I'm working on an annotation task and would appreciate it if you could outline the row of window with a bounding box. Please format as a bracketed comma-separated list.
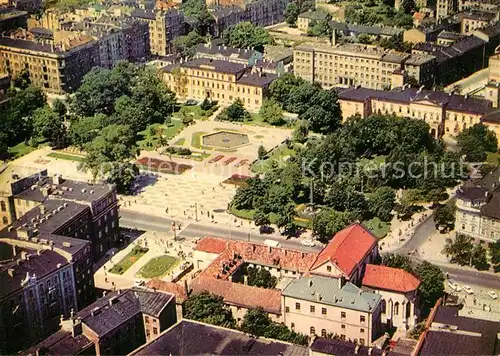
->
[287, 303, 367, 322]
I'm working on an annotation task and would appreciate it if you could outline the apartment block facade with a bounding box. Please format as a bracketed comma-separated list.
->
[162, 58, 278, 111]
[293, 44, 436, 90]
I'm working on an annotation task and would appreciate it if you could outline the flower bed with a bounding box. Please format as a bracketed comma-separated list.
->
[235, 159, 249, 168]
[223, 157, 237, 165]
[208, 155, 224, 163]
[137, 157, 192, 175]
[222, 174, 251, 187]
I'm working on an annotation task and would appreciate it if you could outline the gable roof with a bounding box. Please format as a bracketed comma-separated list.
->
[195, 236, 228, 254]
[146, 279, 188, 303]
[191, 277, 282, 314]
[362, 264, 421, 293]
[310, 223, 377, 277]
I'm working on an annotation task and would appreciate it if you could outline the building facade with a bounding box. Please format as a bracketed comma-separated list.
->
[162, 58, 278, 111]
[293, 43, 436, 90]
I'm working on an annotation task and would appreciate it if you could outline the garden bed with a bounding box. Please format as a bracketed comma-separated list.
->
[137, 157, 192, 175]
[223, 157, 237, 165]
[208, 155, 224, 163]
[138, 255, 181, 278]
[223, 174, 251, 186]
[109, 246, 149, 275]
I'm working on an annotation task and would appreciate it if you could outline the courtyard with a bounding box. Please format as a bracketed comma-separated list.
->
[201, 131, 250, 149]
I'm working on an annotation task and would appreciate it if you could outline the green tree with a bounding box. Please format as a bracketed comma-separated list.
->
[368, 186, 396, 222]
[254, 209, 271, 227]
[258, 145, 267, 160]
[181, 0, 213, 34]
[113, 95, 148, 133]
[358, 33, 373, 44]
[444, 234, 473, 266]
[415, 261, 445, 311]
[80, 124, 139, 193]
[269, 73, 305, 105]
[0, 132, 9, 160]
[52, 99, 67, 119]
[284, 3, 300, 26]
[216, 99, 250, 122]
[457, 123, 498, 162]
[68, 114, 106, 149]
[312, 209, 354, 243]
[401, 0, 416, 13]
[287, 82, 320, 114]
[223, 22, 273, 52]
[260, 98, 284, 125]
[382, 253, 414, 273]
[184, 291, 236, 328]
[489, 240, 500, 273]
[172, 30, 206, 58]
[433, 201, 456, 229]
[12, 68, 31, 89]
[471, 244, 489, 270]
[292, 119, 309, 143]
[241, 308, 271, 336]
[307, 19, 331, 37]
[246, 266, 277, 288]
[32, 106, 67, 148]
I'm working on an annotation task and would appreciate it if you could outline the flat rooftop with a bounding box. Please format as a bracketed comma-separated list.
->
[131, 319, 309, 355]
[0, 165, 46, 195]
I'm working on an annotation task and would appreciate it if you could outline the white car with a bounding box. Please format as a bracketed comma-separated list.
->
[301, 239, 316, 247]
[463, 285, 474, 295]
[447, 279, 462, 292]
[487, 291, 498, 299]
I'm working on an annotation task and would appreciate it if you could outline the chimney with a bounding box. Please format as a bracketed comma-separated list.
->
[309, 279, 313, 287]
[8, 268, 15, 277]
[12, 244, 17, 256]
[21, 251, 28, 260]
[338, 276, 345, 289]
[53, 174, 64, 185]
[268, 246, 272, 253]
[368, 346, 373, 355]
[355, 345, 360, 355]
[40, 205, 46, 214]
[184, 279, 189, 297]
[316, 293, 322, 301]
[103, 291, 107, 297]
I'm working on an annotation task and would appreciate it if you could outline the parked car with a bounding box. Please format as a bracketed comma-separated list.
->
[134, 279, 145, 287]
[301, 239, 316, 247]
[463, 285, 474, 295]
[487, 291, 498, 299]
[264, 239, 280, 248]
[447, 279, 462, 292]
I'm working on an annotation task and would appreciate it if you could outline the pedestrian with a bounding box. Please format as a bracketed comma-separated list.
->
[105, 277, 108, 283]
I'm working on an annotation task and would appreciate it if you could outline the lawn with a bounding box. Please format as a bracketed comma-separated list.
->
[173, 104, 218, 121]
[252, 144, 297, 174]
[138, 255, 181, 278]
[362, 217, 391, 238]
[8, 142, 35, 159]
[109, 246, 149, 275]
[137, 120, 184, 151]
[173, 138, 186, 146]
[191, 131, 211, 150]
[48, 152, 85, 162]
[486, 152, 500, 165]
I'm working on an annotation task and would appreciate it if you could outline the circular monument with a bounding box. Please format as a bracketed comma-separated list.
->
[202, 131, 250, 149]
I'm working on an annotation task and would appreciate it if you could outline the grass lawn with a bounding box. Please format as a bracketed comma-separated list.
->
[252, 144, 297, 174]
[486, 152, 500, 165]
[173, 105, 218, 121]
[138, 255, 181, 278]
[173, 138, 186, 146]
[109, 246, 149, 275]
[8, 142, 35, 159]
[137, 120, 184, 151]
[48, 152, 85, 162]
[362, 217, 391, 238]
[358, 155, 387, 168]
[191, 131, 211, 150]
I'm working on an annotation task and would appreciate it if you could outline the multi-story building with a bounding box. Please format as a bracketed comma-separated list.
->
[23, 288, 177, 356]
[293, 43, 436, 90]
[0, 30, 100, 94]
[72, 16, 150, 68]
[436, 30, 468, 45]
[209, 5, 246, 37]
[297, 11, 330, 33]
[436, 0, 456, 20]
[282, 275, 382, 345]
[0, 238, 89, 354]
[458, 0, 499, 12]
[194, 42, 263, 65]
[0, 7, 27, 31]
[11, 0, 41, 12]
[131, 9, 184, 55]
[162, 58, 278, 111]
[338, 86, 492, 137]
[458, 10, 497, 34]
[403, 22, 461, 44]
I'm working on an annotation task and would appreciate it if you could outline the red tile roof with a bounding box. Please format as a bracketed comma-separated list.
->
[194, 237, 229, 254]
[145, 279, 188, 303]
[362, 264, 421, 293]
[310, 223, 378, 277]
[196, 237, 317, 280]
[191, 277, 282, 314]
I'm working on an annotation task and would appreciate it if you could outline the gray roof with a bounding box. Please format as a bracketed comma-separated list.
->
[21, 330, 94, 356]
[298, 10, 329, 21]
[338, 87, 492, 115]
[0, 248, 69, 299]
[0, 36, 55, 53]
[459, 10, 496, 21]
[79, 289, 175, 336]
[195, 43, 260, 61]
[282, 276, 381, 313]
[437, 31, 466, 40]
[476, 22, 500, 37]
[164, 58, 247, 74]
[347, 24, 402, 37]
[209, 5, 245, 19]
[131, 8, 155, 20]
[311, 337, 384, 356]
[237, 71, 278, 87]
[131, 319, 309, 356]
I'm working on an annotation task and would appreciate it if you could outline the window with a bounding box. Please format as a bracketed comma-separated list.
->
[2, 217, 7, 225]
[326, 265, 332, 272]
[360, 328, 365, 333]
[0, 201, 6, 212]
[145, 316, 150, 323]
[341, 312, 346, 318]
[291, 323, 295, 329]
[395, 302, 400, 316]
[322, 308, 327, 315]
[310, 305, 315, 313]
[360, 315, 366, 323]
[310, 327, 315, 335]
[153, 327, 158, 335]
[285, 306, 290, 313]
[295, 303, 301, 311]
[341, 324, 346, 329]
[321, 329, 327, 337]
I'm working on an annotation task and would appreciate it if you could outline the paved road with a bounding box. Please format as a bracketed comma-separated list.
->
[120, 210, 323, 252]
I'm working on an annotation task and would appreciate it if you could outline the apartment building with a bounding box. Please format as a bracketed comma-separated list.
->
[436, 0, 456, 20]
[162, 58, 278, 111]
[403, 22, 460, 44]
[0, 31, 99, 94]
[23, 289, 177, 356]
[131, 9, 184, 55]
[297, 11, 330, 33]
[458, 0, 499, 12]
[209, 5, 246, 37]
[0, 7, 27, 31]
[0, 238, 89, 354]
[338, 86, 492, 137]
[282, 276, 382, 345]
[459, 10, 497, 34]
[474, 22, 500, 56]
[194, 42, 263, 65]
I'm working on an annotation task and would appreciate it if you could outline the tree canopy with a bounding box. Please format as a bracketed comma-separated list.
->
[222, 22, 273, 52]
[184, 291, 236, 328]
[415, 261, 445, 311]
[457, 123, 498, 162]
[216, 99, 250, 122]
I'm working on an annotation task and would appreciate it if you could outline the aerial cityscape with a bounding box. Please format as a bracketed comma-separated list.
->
[0, 0, 498, 353]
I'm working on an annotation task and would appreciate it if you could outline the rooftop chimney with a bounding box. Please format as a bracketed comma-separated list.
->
[355, 345, 360, 355]
[8, 268, 15, 278]
[309, 279, 313, 287]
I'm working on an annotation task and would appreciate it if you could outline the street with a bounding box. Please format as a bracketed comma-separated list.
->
[120, 210, 323, 252]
